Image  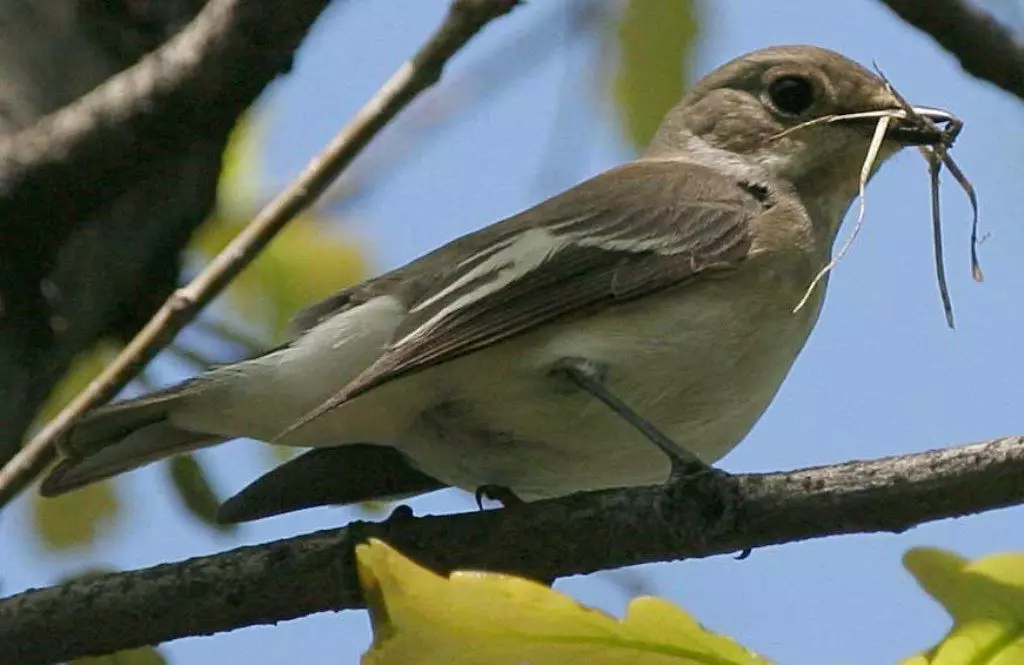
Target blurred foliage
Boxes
[31,481,119,550]
[29,114,369,551]
[357,538,770,664]
[610,0,697,150]
[167,454,235,533]
[903,547,1024,664]
[194,114,369,338]
[33,341,122,426]
[30,342,123,549]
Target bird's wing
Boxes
[287,160,762,432]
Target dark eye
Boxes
[767,76,815,115]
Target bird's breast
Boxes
[398,257,823,499]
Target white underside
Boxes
[172,249,822,500]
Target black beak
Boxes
[886,106,961,147]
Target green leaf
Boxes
[358,539,771,665]
[32,481,119,551]
[611,0,698,149]
[167,454,235,533]
[902,547,1024,664]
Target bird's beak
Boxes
[834,106,961,147]
[885,106,961,146]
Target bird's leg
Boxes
[553,357,743,547]
[553,357,712,481]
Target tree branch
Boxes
[880,0,1024,100]
[0,0,521,507]
[0,0,337,472]
[0,0,333,249]
[3,435,1023,663]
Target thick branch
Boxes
[0,0,333,248]
[880,0,1024,100]
[3,436,1023,663]
[0,0,336,470]
[0,0,521,507]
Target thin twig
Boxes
[0,0,521,508]
[3,434,1024,663]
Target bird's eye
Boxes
[767,76,815,115]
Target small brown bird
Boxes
[42,45,957,522]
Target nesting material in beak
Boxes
[770,87,979,328]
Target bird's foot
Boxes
[658,461,745,552]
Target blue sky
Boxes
[4,1,1024,663]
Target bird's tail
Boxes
[39,385,224,496]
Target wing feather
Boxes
[282,160,764,436]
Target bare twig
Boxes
[3,435,1024,663]
[879,0,1024,101]
[0,0,521,507]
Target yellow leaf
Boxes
[217,113,267,215]
[33,342,121,427]
[611,0,698,149]
[357,539,770,665]
[31,481,119,551]
[902,547,1024,664]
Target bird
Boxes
[40,45,957,523]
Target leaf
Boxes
[611,0,698,149]
[217,113,266,216]
[167,454,235,534]
[902,547,1024,664]
[31,481,119,551]
[32,342,121,426]
[357,539,770,665]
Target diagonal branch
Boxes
[3,435,1024,663]
[0,0,522,508]
[879,0,1024,101]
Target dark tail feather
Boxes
[217,444,447,523]
[41,386,222,496]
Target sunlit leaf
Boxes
[357,538,770,665]
[167,454,235,533]
[31,481,119,551]
[73,646,167,665]
[217,113,267,216]
[902,547,1024,664]
[611,0,697,149]
[33,342,121,426]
